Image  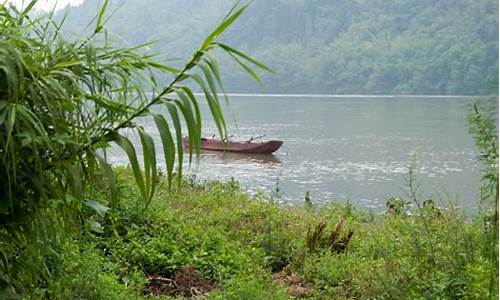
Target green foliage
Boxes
[386,196,410,215]
[0,166,497,299]
[0,0,267,297]
[0,1,497,299]
[209,273,289,300]
[0,205,142,299]
[60,0,498,95]
[259,218,296,272]
[0,0,266,218]
[468,100,499,213]
[468,99,499,299]
[301,211,494,299]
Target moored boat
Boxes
[183,137,283,154]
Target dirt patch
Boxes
[273,272,313,298]
[145,267,217,298]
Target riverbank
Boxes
[8,167,497,299]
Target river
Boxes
[109,95,483,213]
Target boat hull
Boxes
[183,138,282,154]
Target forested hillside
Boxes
[60,0,499,95]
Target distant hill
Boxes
[59,0,499,95]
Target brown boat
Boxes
[183,137,283,154]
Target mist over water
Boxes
[109,95,481,213]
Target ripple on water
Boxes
[108,96,481,213]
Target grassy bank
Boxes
[3,167,497,299]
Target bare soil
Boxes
[273,271,313,298]
[145,267,217,298]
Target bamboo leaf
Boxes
[84,199,110,218]
[86,94,129,113]
[198,62,230,138]
[179,87,202,157]
[17,0,37,25]
[173,98,195,163]
[174,89,200,162]
[224,50,263,84]
[199,62,220,104]
[53,60,83,69]
[95,152,119,207]
[14,104,51,146]
[189,73,226,139]
[203,57,229,104]
[216,42,274,73]
[153,113,175,189]
[200,4,249,50]
[67,164,83,199]
[110,132,146,199]
[222,0,242,21]
[86,150,97,180]
[164,102,184,187]
[146,61,181,74]
[138,127,157,206]
[4,104,16,158]
[95,0,109,33]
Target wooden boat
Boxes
[183,137,283,154]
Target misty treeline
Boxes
[60,0,498,95]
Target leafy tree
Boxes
[60,0,498,95]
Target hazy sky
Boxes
[7,0,84,11]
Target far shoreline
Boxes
[193,93,486,98]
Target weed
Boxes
[306,221,327,253]
[385,197,410,215]
[304,191,313,209]
[306,220,354,254]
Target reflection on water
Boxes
[195,151,282,165]
[109,95,484,213]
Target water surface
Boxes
[110,95,482,212]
